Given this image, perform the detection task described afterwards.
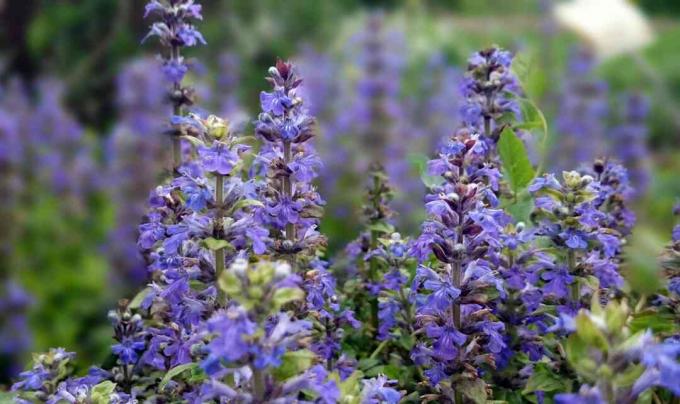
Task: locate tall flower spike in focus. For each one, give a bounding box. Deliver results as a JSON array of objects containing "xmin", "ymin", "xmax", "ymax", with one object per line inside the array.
[
  {"xmin": 528, "ymin": 163, "xmax": 632, "ymax": 314},
  {"xmin": 410, "ymin": 129, "xmax": 507, "ymax": 402},
  {"xmin": 135, "ymin": 115, "xmax": 267, "ymax": 376},
  {"xmin": 460, "ymin": 47, "xmax": 521, "ymax": 147},
  {"xmin": 143, "ymin": 0, "xmax": 206, "ymax": 172},
  {"xmin": 254, "ymin": 59, "xmax": 325, "ymax": 264},
  {"xmin": 254, "ymin": 60, "xmax": 361, "ymax": 373}
]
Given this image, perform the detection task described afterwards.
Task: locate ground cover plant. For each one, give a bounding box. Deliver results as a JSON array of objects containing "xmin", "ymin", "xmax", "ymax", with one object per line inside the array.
[{"xmin": 4, "ymin": 0, "xmax": 680, "ymax": 403}]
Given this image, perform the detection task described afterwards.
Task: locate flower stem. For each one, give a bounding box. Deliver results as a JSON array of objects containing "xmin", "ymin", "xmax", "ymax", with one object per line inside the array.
[
  {"xmin": 568, "ymin": 249, "xmax": 579, "ymax": 304},
  {"xmin": 171, "ymin": 44, "xmax": 183, "ymax": 175},
  {"xmin": 252, "ymin": 368, "xmax": 266, "ymax": 402},
  {"xmin": 215, "ymin": 174, "xmax": 225, "ymax": 278}
]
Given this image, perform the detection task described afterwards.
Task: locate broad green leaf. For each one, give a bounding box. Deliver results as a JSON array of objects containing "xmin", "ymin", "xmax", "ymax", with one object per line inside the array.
[
  {"xmin": 517, "ymin": 98, "xmax": 549, "ymax": 142},
  {"xmin": 630, "ymin": 311, "xmax": 679, "ymax": 334},
  {"xmin": 159, "ymin": 363, "xmax": 198, "ymax": 389},
  {"xmin": 272, "ymin": 287, "xmax": 305, "ymax": 310},
  {"xmin": 498, "ymin": 127, "xmax": 536, "ymax": 194},
  {"xmin": 0, "ymin": 392, "xmax": 18, "ymax": 404},
  {"xmin": 503, "ymin": 194, "xmax": 533, "ymax": 222},
  {"xmin": 202, "ymin": 237, "xmax": 233, "ymax": 251},
  {"xmin": 565, "ymin": 334, "xmax": 598, "ymax": 380},
  {"xmin": 522, "ymin": 363, "xmax": 568, "ymax": 394},
  {"xmin": 218, "ymin": 271, "xmax": 241, "ymax": 297},
  {"xmin": 272, "ymin": 349, "xmax": 315, "ymax": 381},
  {"xmin": 363, "ymin": 364, "xmax": 400, "ymax": 379},
  {"xmin": 574, "ymin": 312, "xmax": 608, "ymax": 351},
  {"xmin": 91, "ymin": 381, "xmax": 117, "ymax": 404},
  {"xmin": 614, "ymin": 364, "xmax": 644, "ymax": 388},
  {"xmin": 357, "ymin": 358, "xmax": 381, "ymax": 371}
]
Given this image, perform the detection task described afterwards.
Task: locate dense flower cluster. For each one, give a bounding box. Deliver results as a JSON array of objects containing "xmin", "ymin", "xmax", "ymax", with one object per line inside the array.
[
  {"xmin": 410, "ymin": 130, "xmax": 507, "ymax": 401},
  {"xmin": 254, "ymin": 59, "xmax": 325, "ymax": 259}
]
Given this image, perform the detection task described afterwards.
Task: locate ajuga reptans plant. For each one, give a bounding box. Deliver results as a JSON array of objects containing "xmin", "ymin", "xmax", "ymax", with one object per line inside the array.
[{"xmin": 9, "ymin": 4, "xmax": 680, "ymax": 403}]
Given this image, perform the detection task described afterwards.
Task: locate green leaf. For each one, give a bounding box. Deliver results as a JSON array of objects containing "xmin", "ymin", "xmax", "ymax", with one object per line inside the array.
[
  {"xmin": 522, "ymin": 363, "xmax": 568, "ymax": 394},
  {"xmin": 565, "ymin": 334, "xmax": 598, "ymax": 380},
  {"xmin": 408, "ymin": 153, "xmax": 444, "ymax": 188},
  {"xmin": 202, "ymin": 238, "xmax": 233, "ymax": 251},
  {"xmin": 574, "ymin": 312, "xmax": 609, "ymax": 351},
  {"xmin": 272, "ymin": 287, "xmax": 305, "ymax": 310},
  {"xmin": 231, "ymin": 198, "xmax": 265, "ymax": 212},
  {"xmin": 272, "ymin": 349, "xmax": 315, "ymax": 381},
  {"xmin": 0, "ymin": 392, "xmax": 18, "ymax": 404},
  {"xmin": 91, "ymin": 381, "xmax": 117, "ymax": 404},
  {"xmin": 364, "ymin": 364, "xmax": 400, "ymax": 378},
  {"xmin": 337, "ymin": 371, "xmax": 363, "ymax": 404},
  {"xmin": 517, "ymin": 98, "xmax": 549, "ymax": 142},
  {"xmin": 367, "ymin": 221, "xmax": 394, "ymax": 235},
  {"xmin": 503, "ymin": 193, "xmax": 533, "ymax": 222},
  {"xmin": 498, "ymin": 127, "xmax": 536, "ymax": 195},
  {"xmin": 159, "ymin": 363, "xmax": 198, "ymax": 389},
  {"xmin": 457, "ymin": 378, "xmax": 488, "ymax": 404},
  {"xmin": 630, "ymin": 311, "xmax": 679, "ymax": 334},
  {"xmin": 218, "ymin": 271, "xmax": 242, "ymax": 297},
  {"xmin": 128, "ymin": 286, "xmax": 151, "ymax": 310}
]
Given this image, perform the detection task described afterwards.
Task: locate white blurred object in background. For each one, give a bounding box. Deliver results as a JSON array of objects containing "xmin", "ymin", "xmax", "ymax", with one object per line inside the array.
[{"xmin": 554, "ymin": 0, "xmax": 655, "ymax": 59}]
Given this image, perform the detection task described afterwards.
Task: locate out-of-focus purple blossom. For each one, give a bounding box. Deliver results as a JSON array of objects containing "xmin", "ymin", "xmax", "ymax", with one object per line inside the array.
[
  {"xmin": 611, "ymin": 93, "xmax": 652, "ymax": 197},
  {"xmin": 30, "ymin": 79, "xmax": 100, "ymax": 206},
  {"xmin": 0, "ymin": 281, "xmax": 33, "ymax": 381},
  {"xmin": 107, "ymin": 58, "xmax": 170, "ymax": 288},
  {"xmin": 550, "ymin": 48, "xmax": 609, "ymax": 172}
]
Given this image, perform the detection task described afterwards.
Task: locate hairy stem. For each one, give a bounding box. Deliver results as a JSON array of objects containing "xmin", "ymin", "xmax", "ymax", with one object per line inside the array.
[
  {"xmin": 214, "ymin": 174, "xmax": 225, "ymax": 278},
  {"xmin": 283, "ymin": 140, "xmax": 294, "ymax": 242},
  {"xmin": 171, "ymin": 44, "xmax": 183, "ymax": 174}
]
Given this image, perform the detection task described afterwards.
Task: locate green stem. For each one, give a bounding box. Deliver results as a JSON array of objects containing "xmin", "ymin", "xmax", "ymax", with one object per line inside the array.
[
  {"xmin": 568, "ymin": 249, "xmax": 579, "ymax": 304},
  {"xmin": 215, "ymin": 174, "xmax": 225, "ymax": 278},
  {"xmin": 369, "ymin": 339, "xmax": 389, "ymax": 360},
  {"xmin": 252, "ymin": 368, "xmax": 266, "ymax": 402},
  {"xmin": 171, "ymin": 44, "xmax": 183, "ymax": 175},
  {"xmin": 282, "ymin": 141, "xmax": 295, "ymax": 263}
]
